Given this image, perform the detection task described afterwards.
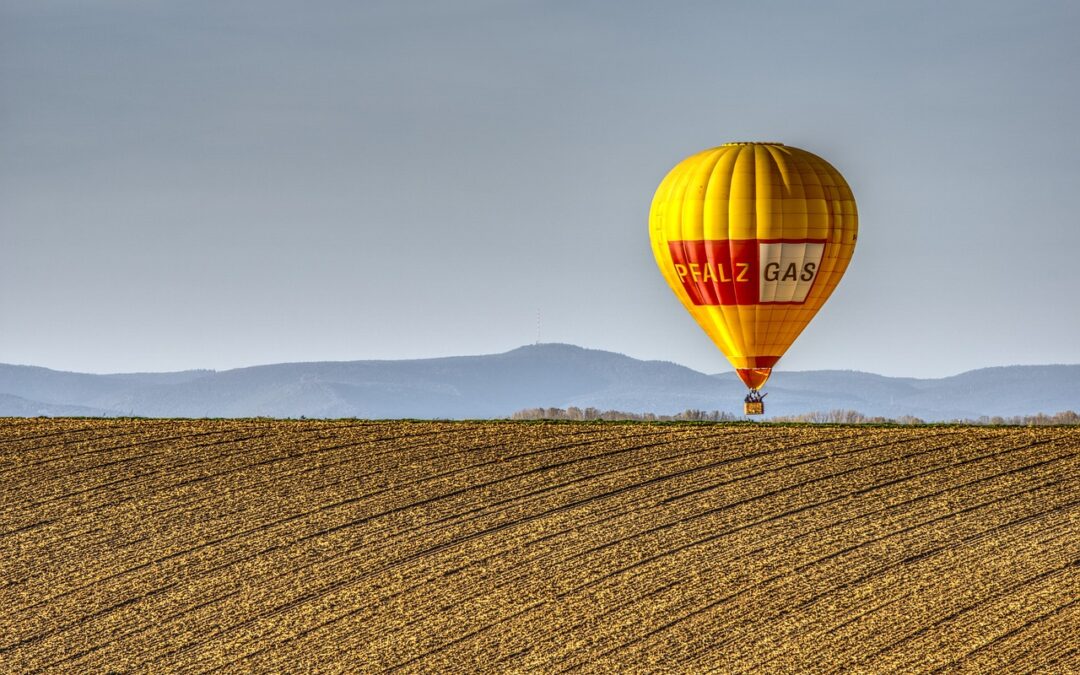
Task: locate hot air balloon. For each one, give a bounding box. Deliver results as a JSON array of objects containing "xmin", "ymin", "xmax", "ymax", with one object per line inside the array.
[{"xmin": 649, "ymin": 142, "xmax": 858, "ymax": 415}]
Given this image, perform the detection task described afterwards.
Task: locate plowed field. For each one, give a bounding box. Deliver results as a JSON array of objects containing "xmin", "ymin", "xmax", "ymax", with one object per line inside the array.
[{"xmin": 1, "ymin": 419, "xmax": 1077, "ymax": 673}]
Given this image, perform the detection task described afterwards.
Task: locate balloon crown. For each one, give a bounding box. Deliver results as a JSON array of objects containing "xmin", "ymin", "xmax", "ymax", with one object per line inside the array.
[{"xmin": 722, "ymin": 142, "xmax": 785, "ymax": 146}]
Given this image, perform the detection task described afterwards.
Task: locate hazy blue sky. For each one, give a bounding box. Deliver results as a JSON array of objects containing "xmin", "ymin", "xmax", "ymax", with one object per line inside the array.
[{"xmin": 2, "ymin": 0, "xmax": 1078, "ymax": 376}]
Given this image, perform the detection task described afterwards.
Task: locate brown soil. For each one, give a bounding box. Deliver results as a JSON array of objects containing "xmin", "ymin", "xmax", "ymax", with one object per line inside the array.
[{"xmin": 1, "ymin": 419, "xmax": 1076, "ymax": 673}]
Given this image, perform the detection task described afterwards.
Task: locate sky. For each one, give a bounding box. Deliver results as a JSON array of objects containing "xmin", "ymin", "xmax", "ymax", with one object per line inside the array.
[{"xmin": 2, "ymin": 0, "xmax": 1079, "ymax": 377}]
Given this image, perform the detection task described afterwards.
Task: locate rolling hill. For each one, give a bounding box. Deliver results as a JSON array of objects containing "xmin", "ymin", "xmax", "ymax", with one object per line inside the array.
[{"xmin": 1, "ymin": 344, "xmax": 1077, "ymax": 420}]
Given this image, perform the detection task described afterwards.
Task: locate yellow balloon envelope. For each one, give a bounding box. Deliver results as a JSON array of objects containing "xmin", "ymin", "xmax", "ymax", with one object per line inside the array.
[{"xmin": 649, "ymin": 142, "xmax": 857, "ymax": 391}]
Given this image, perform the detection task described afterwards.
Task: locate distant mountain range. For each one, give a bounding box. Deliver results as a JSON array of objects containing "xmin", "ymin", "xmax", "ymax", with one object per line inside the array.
[{"xmin": 1, "ymin": 344, "xmax": 1077, "ymax": 421}]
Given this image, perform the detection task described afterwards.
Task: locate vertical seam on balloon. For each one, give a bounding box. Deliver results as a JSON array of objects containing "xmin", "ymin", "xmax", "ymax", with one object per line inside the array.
[
  {"xmin": 762, "ymin": 144, "xmax": 793, "ymax": 357},
  {"xmin": 792, "ymin": 151, "xmax": 828, "ymax": 312},
  {"xmin": 697, "ymin": 148, "xmax": 728, "ymax": 305},
  {"xmin": 802, "ymin": 154, "xmax": 844, "ymax": 313},
  {"xmin": 687, "ymin": 147, "xmax": 738, "ymax": 359},
  {"xmin": 738, "ymin": 146, "xmax": 764, "ymax": 361},
  {"xmin": 649, "ymin": 168, "xmax": 674, "ymax": 286},
  {"xmin": 782, "ymin": 152, "xmax": 830, "ymax": 354},
  {"xmin": 651, "ymin": 156, "xmax": 694, "ymax": 312},
  {"xmin": 664, "ymin": 154, "xmax": 700, "ymax": 309},
  {"xmin": 712, "ymin": 145, "xmax": 747, "ymax": 360},
  {"xmin": 798, "ymin": 153, "xmax": 854, "ymax": 356},
  {"xmin": 696, "ymin": 147, "xmax": 736, "ymax": 359},
  {"xmin": 741, "ymin": 145, "xmax": 762, "ymax": 356},
  {"xmin": 675, "ymin": 152, "xmax": 707, "ymax": 306},
  {"xmin": 751, "ymin": 146, "xmax": 771, "ymax": 364},
  {"xmin": 711, "ymin": 146, "xmax": 742, "ymax": 360},
  {"xmin": 726, "ymin": 146, "xmax": 750, "ymax": 361},
  {"xmin": 817, "ymin": 155, "xmax": 858, "ymax": 280},
  {"xmin": 699, "ymin": 146, "xmax": 737, "ymax": 357},
  {"xmin": 771, "ymin": 147, "xmax": 808, "ymax": 352}
]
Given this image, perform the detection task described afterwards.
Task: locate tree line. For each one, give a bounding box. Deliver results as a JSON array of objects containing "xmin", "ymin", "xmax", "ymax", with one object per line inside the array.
[
  {"xmin": 768, "ymin": 409, "xmax": 1080, "ymax": 425},
  {"xmin": 511, "ymin": 407, "xmax": 738, "ymax": 422},
  {"xmin": 512, "ymin": 407, "xmax": 1080, "ymax": 425}
]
